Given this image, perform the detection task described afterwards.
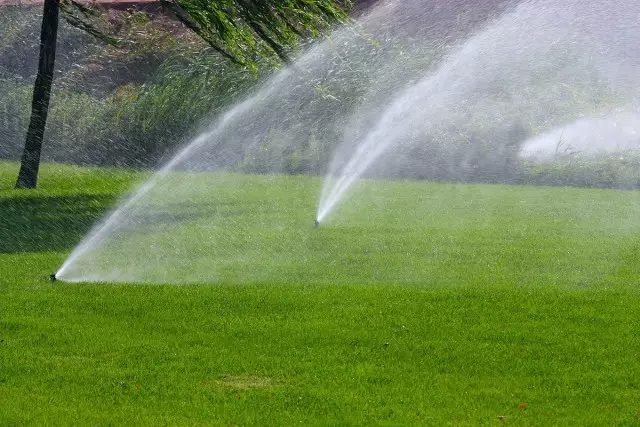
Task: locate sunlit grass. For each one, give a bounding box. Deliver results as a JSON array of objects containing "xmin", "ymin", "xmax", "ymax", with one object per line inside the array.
[{"xmin": 1, "ymin": 161, "xmax": 640, "ymax": 425}]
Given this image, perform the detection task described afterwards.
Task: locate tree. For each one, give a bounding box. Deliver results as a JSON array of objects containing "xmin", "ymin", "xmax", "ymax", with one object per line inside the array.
[
  {"xmin": 15, "ymin": 0, "xmax": 60, "ymax": 189},
  {"xmin": 15, "ymin": 0, "xmax": 350, "ymax": 188}
]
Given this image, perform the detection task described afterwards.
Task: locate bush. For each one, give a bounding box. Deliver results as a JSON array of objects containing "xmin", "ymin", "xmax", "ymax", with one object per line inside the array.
[{"xmin": 520, "ymin": 152, "xmax": 640, "ymax": 189}]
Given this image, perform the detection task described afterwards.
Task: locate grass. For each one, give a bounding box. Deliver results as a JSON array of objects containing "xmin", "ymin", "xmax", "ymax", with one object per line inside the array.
[{"xmin": 1, "ymin": 161, "xmax": 640, "ymax": 425}]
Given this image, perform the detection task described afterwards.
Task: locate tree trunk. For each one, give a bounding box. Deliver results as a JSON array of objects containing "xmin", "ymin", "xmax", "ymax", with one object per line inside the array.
[{"xmin": 15, "ymin": 0, "xmax": 60, "ymax": 189}]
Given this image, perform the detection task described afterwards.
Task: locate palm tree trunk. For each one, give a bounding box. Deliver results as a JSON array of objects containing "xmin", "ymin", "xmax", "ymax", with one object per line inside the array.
[{"xmin": 15, "ymin": 0, "xmax": 60, "ymax": 189}]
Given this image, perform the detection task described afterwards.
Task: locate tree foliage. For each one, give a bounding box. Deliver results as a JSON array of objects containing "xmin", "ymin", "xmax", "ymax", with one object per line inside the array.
[{"xmin": 158, "ymin": 0, "xmax": 349, "ymax": 68}]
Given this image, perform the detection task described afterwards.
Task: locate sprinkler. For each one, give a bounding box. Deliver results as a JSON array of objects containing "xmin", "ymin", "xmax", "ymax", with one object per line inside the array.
[
  {"xmin": 49, "ymin": 273, "xmax": 57, "ymax": 282},
  {"xmin": 314, "ymin": 219, "xmax": 320, "ymax": 228}
]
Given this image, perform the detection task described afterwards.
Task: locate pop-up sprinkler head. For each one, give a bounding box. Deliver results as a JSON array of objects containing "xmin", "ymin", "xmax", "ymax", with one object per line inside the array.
[
  {"xmin": 314, "ymin": 219, "xmax": 320, "ymax": 228},
  {"xmin": 49, "ymin": 273, "xmax": 57, "ymax": 282}
]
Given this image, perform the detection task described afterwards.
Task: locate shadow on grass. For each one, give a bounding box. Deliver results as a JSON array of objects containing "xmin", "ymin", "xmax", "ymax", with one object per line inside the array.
[
  {"xmin": 0, "ymin": 195, "xmax": 240, "ymax": 254},
  {"xmin": 0, "ymin": 194, "xmax": 116, "ymax": 254}
]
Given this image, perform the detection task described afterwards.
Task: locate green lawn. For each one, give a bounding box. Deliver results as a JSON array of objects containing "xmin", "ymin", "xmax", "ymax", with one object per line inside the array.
[{"xmin": 1, "ymin": 161, "xmax": 640, "ymax": 425}]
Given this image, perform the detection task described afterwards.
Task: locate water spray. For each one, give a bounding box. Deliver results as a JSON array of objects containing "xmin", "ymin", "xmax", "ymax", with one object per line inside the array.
[{"xmin": 53, "ymin": 0, "xmax": 640, "ymax": 284}]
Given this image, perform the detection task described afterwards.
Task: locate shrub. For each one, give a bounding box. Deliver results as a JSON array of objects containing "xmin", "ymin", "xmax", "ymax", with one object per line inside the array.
[{"xmin": 520, "ymin": 152, "xmax": 640, "ymax": 189}]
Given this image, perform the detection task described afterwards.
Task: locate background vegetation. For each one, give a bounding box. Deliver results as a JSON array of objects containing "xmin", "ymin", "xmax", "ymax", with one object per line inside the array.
[
  {"xmin": 1, "ymin": 2, "xmax": 639, "ymax": 189},
  {"xmin": 0, "ymin": 6, "xmax": 260, "ymax": 167}
]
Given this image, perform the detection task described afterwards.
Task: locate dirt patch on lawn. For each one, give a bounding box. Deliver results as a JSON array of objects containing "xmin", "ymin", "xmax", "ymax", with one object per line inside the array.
[{"xmin": 202, "ymin": 374, "xmax": 283, "ymax": 390}]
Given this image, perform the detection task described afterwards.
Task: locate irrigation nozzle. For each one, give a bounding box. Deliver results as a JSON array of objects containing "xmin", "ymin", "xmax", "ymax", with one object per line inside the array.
[
  {"xmin": 314, "ymin": 219, "xmax": 320, "ymax": 228},
  {"xmin": 50, "ymin": 273, "xmax": 57, "ymax": 282}
]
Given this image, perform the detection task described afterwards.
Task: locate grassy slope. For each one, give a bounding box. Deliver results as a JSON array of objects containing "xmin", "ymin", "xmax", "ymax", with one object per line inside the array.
[{"xmin": 1, "ymin": 161, "xmax": 640, "ymax": 425}]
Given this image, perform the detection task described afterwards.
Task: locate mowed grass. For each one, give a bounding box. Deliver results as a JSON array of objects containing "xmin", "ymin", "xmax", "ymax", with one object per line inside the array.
[{"xmin": 1, "ymin": 161, "xmax": 640, "ymax": 425}]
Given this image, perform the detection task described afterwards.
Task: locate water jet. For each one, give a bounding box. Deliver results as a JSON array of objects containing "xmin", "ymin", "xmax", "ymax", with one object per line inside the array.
[{"xmin": 55, "ymin": 0, "xmax": 640, "ymax": 284}]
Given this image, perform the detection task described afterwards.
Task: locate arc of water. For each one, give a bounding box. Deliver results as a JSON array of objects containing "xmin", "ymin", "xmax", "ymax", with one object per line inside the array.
[
  {"xmin": 317, "ymin": 78, "xmax": 443, "ymax": 223},
  {"xmin": 315, "ymin": 0, "xmax": 528, "ymax": 223},
  {"xmin": 317, "ymin": 108, "xmax": 406, "ymax": 222},
  {"xmin": 55, "ymin": 73, "xmax": 289, "ymax": 280}
]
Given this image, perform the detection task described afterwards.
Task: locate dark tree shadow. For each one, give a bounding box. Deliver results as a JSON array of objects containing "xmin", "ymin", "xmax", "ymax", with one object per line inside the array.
[
  {"xmin": 0, "ymin": 194, "xmax": 117, "ymax": 254},
  {"xmin": 0, "ymin": 195, "xmax": 251, "ymax": 254}
]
